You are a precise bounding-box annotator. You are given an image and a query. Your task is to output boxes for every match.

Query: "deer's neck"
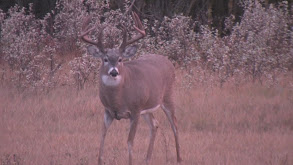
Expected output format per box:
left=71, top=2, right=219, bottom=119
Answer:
left=99, top=73, right=132, bottom=120
left=99, top=71, right=125, bottom=106
left=99, top=73, right=124, bottom=95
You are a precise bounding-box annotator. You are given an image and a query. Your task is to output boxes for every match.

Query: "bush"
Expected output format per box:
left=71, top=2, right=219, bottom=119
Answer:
left=150, top=15, right=197, bottom=65
left=0, top=0, right=292, bottom=90
left=227, top=0, right=292, bottom=83
left=53, top=0, right=88, bottom=53
left=0, top=4, right=48, bottom=90
left=191, top=0, right=293, bottom=86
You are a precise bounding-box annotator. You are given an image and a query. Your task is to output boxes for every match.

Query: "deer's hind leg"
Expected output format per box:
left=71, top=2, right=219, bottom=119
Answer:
left=161, top=94, right=182, bottom=163
left=142, top=113, right=159, bottom=164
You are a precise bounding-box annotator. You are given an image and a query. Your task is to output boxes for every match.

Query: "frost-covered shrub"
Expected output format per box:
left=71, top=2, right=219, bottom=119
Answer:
left=192, top=0, right=292, bottom=86
left=0, top=4, right=49, bottom=90
left=69, top=53, right=99, bottom=90
left=196, top=26, right=232, bottom=86
left=225, top=0, right=292, bottom=83
left=0, top=9, right=5, bottom=56
left=53, top=0, right=88, bottom=53
left=52, top=0, right=133, bottom=52
left=0, top=4, right=64, bottom=91
left=0, top=0, right=292, bottom=90
left=1, top=5, right=43, bottom=68
left=145, top=15, right=197, bottom=66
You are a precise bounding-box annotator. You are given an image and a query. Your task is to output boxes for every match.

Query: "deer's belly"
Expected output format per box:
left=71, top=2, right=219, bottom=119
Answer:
left=106, top=108, right=131, bottom=120
left=140, top=105, right=160, bottom=115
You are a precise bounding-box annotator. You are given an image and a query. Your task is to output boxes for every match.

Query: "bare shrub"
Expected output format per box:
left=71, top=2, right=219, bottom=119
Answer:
left=189, top=0, right=293, bottom=86
left=0, top=9, right=5, bottom=60
left=41, top=42, right=62, bottom=91
left=0, top=4, right=49, bottom=90
left=145, top=15, right=197, bottom=66
left=0, top=4, right=64, bottom=92
left=69, top=53, right=99, bottom=90
left=0, top=0, right=292, bottom=91
left=227, top=0, right=292, bottom=83
left=53, top=0, right=88, bottom=53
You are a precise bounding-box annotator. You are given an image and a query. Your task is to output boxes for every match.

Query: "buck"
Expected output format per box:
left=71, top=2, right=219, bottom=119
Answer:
left=80, top=12, right=182, bottom=165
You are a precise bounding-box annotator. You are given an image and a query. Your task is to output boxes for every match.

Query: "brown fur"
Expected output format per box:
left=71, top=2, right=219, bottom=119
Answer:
left=99, top=54, right=175, bottom=119
left=97, top=53, right=182, bottom=165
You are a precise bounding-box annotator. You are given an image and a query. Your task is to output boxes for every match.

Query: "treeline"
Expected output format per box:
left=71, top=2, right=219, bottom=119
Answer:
left=0, top=0, right=292, bottom=91
left=1, top=0, right=292, bottom=35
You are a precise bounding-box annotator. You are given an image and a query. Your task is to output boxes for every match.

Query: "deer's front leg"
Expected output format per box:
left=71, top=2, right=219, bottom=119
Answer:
left=98, top=110, right=113, bottom=165
left=127, top=114, right=140, bottom=165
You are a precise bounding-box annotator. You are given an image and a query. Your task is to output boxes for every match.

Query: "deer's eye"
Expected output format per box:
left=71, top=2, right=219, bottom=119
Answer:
left=104, top=58, right=108, bottom=63
left=118, top=58, right=122, bottom=62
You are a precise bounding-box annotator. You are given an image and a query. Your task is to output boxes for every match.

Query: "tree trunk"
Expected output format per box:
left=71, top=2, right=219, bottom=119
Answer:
left=207, top=0, right=213, bottom=28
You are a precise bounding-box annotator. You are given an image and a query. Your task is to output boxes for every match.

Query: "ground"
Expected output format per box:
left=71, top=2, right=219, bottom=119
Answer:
left=0, top=71, right=293, bottom=165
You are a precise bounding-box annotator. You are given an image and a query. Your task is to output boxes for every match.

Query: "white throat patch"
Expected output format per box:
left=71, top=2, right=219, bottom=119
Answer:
left=102, top=75, right=122, bottom=86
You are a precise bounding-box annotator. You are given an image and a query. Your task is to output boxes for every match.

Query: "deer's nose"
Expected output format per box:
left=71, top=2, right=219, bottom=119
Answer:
left=109, top=69, right=119, bottom=77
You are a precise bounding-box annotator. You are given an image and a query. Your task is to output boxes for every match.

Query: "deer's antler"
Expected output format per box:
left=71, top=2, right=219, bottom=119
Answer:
left=119, top=11, right=146, bottom=52
left=80, top=15, right=105, bottom=53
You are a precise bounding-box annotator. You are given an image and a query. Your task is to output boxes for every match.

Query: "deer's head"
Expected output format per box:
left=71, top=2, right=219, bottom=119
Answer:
left=87, top=45, right=138, bottom=78
left=80, top=12, right=145, bottom=85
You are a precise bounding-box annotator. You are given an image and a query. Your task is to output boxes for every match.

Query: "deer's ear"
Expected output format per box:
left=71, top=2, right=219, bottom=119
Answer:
left=122, top=45, right=138, bottom=58
left=87, top=45, right=104, bottom=58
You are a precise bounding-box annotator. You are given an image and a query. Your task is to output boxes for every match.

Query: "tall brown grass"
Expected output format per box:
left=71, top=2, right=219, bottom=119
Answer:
left=1, top=71, right=292, bottom=165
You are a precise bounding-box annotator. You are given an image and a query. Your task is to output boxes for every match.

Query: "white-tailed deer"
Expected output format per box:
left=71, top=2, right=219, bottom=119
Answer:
left=80, top=12, right=182, bottom=165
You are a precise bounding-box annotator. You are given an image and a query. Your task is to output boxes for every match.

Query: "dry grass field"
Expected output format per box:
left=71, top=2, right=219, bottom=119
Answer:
left=1, top=71, right=293, bottom=165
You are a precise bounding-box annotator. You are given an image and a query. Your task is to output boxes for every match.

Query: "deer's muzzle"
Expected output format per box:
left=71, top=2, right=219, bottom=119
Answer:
left=109, top=69, right=119, bottom=77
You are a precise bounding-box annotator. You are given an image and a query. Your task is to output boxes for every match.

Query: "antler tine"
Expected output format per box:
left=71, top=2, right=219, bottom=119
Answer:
left=128, top=12, right=146, bottom=43
left=132, top=11, right=146, bottom=36
left=119, top=11, right=146, bottom=51
left=80, top=15, right=96, bottom=44
left=82, top=14, right=92, bottom=31
left=96, top=25, right=106, bottom=53
left=80, top=15, right=105, bottom=53
left=119, top=25, right=128, bottom=51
